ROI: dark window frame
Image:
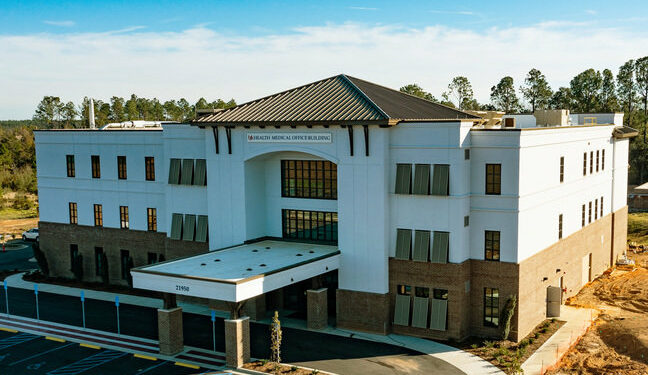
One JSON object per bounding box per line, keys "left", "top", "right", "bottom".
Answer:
{"left": 582, "top": 204, "right": 586, "bottom": 227}
{"left": 485, "top": 164, "right": 501, "bottom": 195}
{"left": 602, "top": 150, "right": 605, "bottom": 171}
{"left": 600, "top": 196, "right": 604, "bottom": 217}
{"left": 69, "top": 244, "right": 79, "bottom": 271}
{"left": 94, "top": 247, "right": 103, "bottom": 276}
{"left": 147, "top": 207, "right": 157, "bottom": 232}
{"left": 281, "top": 160, "right": 337, "bottom": 200}
{"left": 583, "top": 152, "right": 587, "bottom": 176}
{"left": 93, "top": 204, "right": 103, "bottom": 227}
{"left": 91, "top": 155, "right": 101, "bottom": 178}
{"left": 119, "top": 206, "right": 129, "bottom": 229}
{"left": 281, "top": 209, "right": 338, "bottom": 244}
{"left": 66, "top": 155, "right": 75, "bottom": 177}
{"left": 484, "top": 230, "right": 500, "bottom": 261}
{"left": 596, "top": 150, "right": 600, "bottom": 172}
{"left": 588, "top": 201, "right": 592, "bottom": 223}
{"left": 595, "top": 199, "right": 598, "bottom": 220}
{"left": 559, "top": 156, "right": 564, "bottom": 183}
{"left": 589, "top": 151, "right": 593, "bottom": 174}
{"left": 117, "top": 156, "right": 127, "bottom": 180}
{"left": 69, "top": 202, "right": 77, "bottom": 224}
{"left": 558, "top": 214, "right": 563, "bottom": 239}
{"left": 484, "top": 287, "right": 499, "bottom": 327}
{"left": 120, "top": 249, "right": 130, "bottom": 280}
{"left": 464, "top": 149, "right": 470, "bottom": 160}
{"left": 145, "top": 156, "right": 155, "bottom": 181}
{"left": 397, "top": 284, "right": 411, "bottom": 295}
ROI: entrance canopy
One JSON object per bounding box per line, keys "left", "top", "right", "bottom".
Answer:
{"left": 131, "top": 240, "right": 340, "bottom": 302}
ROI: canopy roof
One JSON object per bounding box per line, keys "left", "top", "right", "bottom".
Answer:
{"left": 193, "top": 74, "right": 478, "bottom": 127}
{"left": 131, "top": 240, "right": 340, "bottom": 302}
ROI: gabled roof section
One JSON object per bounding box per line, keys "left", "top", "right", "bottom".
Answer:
{"left": 193, "top": 74, "right": 478, "bottom": 126}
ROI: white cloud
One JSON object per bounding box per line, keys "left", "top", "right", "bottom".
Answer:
{"left": 348, "top": 6, "right": 378, "bottom": 11}
{"left": 43, "top": 20, "right": 75, "bottom": 27}
{"left": 1, "top": 22, "right": 647, "bottom": 118}
{"left": 429, "top": 10, "right": 476, "bottom": 16}
{"left": 585, "top": 9, "right": 597, "bottom": 15}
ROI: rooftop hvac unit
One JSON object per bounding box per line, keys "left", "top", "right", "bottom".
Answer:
{"left": 503, "top": 117, "right": 516, "bottom": 128}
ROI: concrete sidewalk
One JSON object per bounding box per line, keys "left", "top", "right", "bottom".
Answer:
{"left": 521, "top": 305, "right": 598, "bottom": 375}
{"left": 7, "top": 273, "right": 503, "bottom": 375}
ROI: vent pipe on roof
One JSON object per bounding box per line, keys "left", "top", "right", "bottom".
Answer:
{"left": 88, "top": 98, "right": 96, "bottom": 129}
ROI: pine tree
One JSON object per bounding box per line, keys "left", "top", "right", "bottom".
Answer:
{"left": 520, "top": 69, "right": 552, "bottom": 112}
{"left": 490, "top": 76, "right": 520, "bottom": 113}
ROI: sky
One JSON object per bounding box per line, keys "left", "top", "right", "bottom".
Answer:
{"left": 1, "top": 0, "right": 648, "bottom": 119}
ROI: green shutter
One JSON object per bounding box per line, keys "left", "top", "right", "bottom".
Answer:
{"left": 413, "top": 164, "right": 430, "bottom": 195}
{"left": 395, "top": 229, "right": 412, "bottom": 260}
{"left": 196, "top": 215, "right": 208, "bottom": 242}
{"left": 168, "top": 159, "right": 181, "bottom": 184}
{"left": 393, "top": 294, "right": 411, "bottom": 326}
{"left": 170, "top": 213, "right": 183, "bottom": 240}
{"left": 430, "top": 299, "right": 448, "bottom": 331}
{"left": 431, "top": 231, "right": 449, "bottom": 264}
{"left": 395, "top": 164, "right": 412, "bottom": 194}
{"left": 411, "top": 297, "right": 429, "bottom": 328}
{"left": 181, "top": 159, "right": 194, "bottom": 185}
{"left": 412, "top": 230, "right": 430, "bottom": 262}
{"left": 183, "top": 214, "right": 196, "bottom": 241}
{"left": 194, "top": 159, "right": 207, "bottom": 186}
{"left": 432, "top": 164, "right": 450, "bottom": 196}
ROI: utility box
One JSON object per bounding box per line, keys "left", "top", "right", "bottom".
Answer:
{"left": 534, "top": 109, "right": 570, "bottom": 126}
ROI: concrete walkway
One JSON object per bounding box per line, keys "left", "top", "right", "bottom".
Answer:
{"left": 521, "top": 305, "right": 598, "bottom": 375}
{"left": 6, "top": 273, "right": 503, "bottom": 375}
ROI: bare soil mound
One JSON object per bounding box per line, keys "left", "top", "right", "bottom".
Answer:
{"left": 593, "top": 268, "right": 648, "bottom": 314}
{"left": 597, "top": 314, "right": 648, "bottom": 364}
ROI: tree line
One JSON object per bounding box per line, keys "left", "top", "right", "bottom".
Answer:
{"left": 400, "top": 56, "right": 648, "bottom": 183}
{"left": 32, "top": 95, "right": 237, "bottom": 128}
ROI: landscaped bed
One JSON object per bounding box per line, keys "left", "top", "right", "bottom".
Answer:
{"left": 455, "top": 318, "right": 565, "bottom": 374}
{"left": 243, "top": 360, "right": 325, "bottom": 375}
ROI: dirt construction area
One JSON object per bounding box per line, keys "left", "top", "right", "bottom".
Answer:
{"left": 547, "top": 249, "right": 648, "bottom": 374}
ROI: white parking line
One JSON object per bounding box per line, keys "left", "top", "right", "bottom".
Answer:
{"left": 8, "top": 342, "right": 75, "bottom": 366}
{"left": 136, "top": 360, "right": 168, "bottom": 374}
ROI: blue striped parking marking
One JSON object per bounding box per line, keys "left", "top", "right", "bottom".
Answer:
{"left": 46, "top": 350, "right": 127, "bottom": 375}
{"left": 0, "top": 332, "right": 38, "bottom": 351}
{"left": 9, "top": 342, "right": 75, "bottom": 366}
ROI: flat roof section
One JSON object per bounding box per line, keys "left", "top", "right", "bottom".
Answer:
{"left": 131, "top": 240, "right": 340, "bottom": 302}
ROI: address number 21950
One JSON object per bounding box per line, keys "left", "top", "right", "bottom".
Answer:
{"left": 175, "top": 285, "right": 190, "bottom": 292}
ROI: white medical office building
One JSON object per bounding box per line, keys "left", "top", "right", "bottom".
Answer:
{"left": 35, "top": 75, "right": 634, "bottom": 363}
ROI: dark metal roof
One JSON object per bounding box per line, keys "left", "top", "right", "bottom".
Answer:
{"left": 193, "top": 74, "right": 478, "bottom": 126}
{"left": 613, "top": 126, "right": 639, "bottom": 139}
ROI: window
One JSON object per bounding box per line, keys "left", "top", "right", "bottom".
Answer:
{"left": 66, "top": 155, "right": 75, "bottom": 177}
{"left": 582, "top": 204, "right": 586, "bottom": 227}
{"left": 596, "top": 151, "right": 600, "bottom": 172}
{"left": 119, "top": 206, "right": 129, "bottom": 229}
{"left": 69, "top": 244, "right": 79, "bottom": 271}
{"left": 397, "top": 285, "right": 411, "bottom": 295}
{"left": 412, "top": 230, "right": 430, "bottom": 262}
{"left": 69, "top": 202, "right": 77, "bottom": 224}
{"left": 413, "top": 164, "right": 431, "bottom": 195}
{"left": 431, "top": 164, "right": 450, "bottom": 196}
{"left": 560, "top": 156, "right": 564, "bottom": 183}
{"left": 145, "top": 157, "right": 155, "bottom": 181}
{"left": 485, "top": 164, "right": 501, "bottom": 195}
{"left": 414, "top": 287, "right": 429, "bottom": 298}
{"left": 595, "top": 199, "right": 598, "bottom": 220}
{"left": 395, "top": 164, "right": 412, "bottom": 194}
{"left": 395, "top": 228, "right": 412, "bottom": 260}
{"left": 168, "top": 158, "right": 181, "bottom": 184}
{"left": 94, "top": 247, "right": 103, "bottom": 276}
{"left": 433, "top": 289, "right": 448, "bottom": 300}
{"left": 464, "top": 216, "right": 469, "bottom": 227}
{"left": 147, "top": 252, "right": 157, "bottom": 265}
{"left": 93, "top": 204, "right": 103, "bottom": 227}
{"left": 91, "top": 155, "right": 101, "bottom": 178}
{"left": 194, "top": 159, "right": 207, "bottom": 186}
{"left": 170, "top": 213, "right": 183, "bottom": 240}
{"left": 464, "top": 149, "right": 470, "bottom": 160}
{"left": 583, "top": 152, "right": 587, "bottom": 176}
{"left": 484, "top": 288, "right": 499, "bottom": 327}
{"left": 181, "top": 159, "right": 194, "bottom": 185}
{"left": 196, "top": 215, "right": 209, "bottom": 242}
{"left": 558, "top": 214, "right": 563, "bottom": 239}
{"left": 282, "top": 209, "right": 338, "bottom": 243}
{"left": 147, "top": 208, "right": 157, "bottom": 232}
{"left": 485, "top": 230, "right": 500, "bottom": 261}
{"left": 282, "top": 160, "right": 337, "bottom": 199}
{"left": 589, "top": 151, "right": 593, "bottom": 174}
{"left": 431, "top": 231, "right": 449, "bottom": 264}
{"left": 183, "top": 214, "right": 196, "bottom": 241}
{"left": 117, "top": 156, "right": 127, "bottom": 179}
{"left": 120, "top": 250, "right": 130, "bottom": 280}
{"left": 588, "top": 202, "right": 592, "bottom": 223}
{"left": 602, "top": 150, "right": 605, "bottom": 171}
{"left": 600, "top": 196, "right": 604, "bottom": 217}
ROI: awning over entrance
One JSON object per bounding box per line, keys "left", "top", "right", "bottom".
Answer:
{"left": 131, "top": 240, "right": 340, "bottom": 302}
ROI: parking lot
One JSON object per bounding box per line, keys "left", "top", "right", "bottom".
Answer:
{"left": 0, "top": 330, "right": 205, "bottom": 375}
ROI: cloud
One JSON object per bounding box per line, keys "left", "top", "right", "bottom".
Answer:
{"left": 1, "top": 22, "right": 647, "bottom": 118}
{"left": 348, "top": 6, "right": 378, "bottom": 11}
{"left": 43, "top": 20, "right": 75, "bottom": 27}
{"left": 585, "top": 9, "right": 597, "bottom": 15}
{"left": 429, "top": 10, "right": 476, "bottom": 16}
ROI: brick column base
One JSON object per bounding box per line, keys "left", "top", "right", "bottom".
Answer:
{"left": 225, "top": 316, "right": 250, "bottom": 368}
{"left": 158, "top": 307, "right": 183, "bottom": 355}
{"left": 307, "top": 288, "right": 328, "bottom": 330}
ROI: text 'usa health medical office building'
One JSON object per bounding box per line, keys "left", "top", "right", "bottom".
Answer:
{"left": 35, "top": 74, "right": 635, "bottom": 345}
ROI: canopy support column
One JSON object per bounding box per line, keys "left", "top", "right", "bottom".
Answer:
{"left": 307, "top": 288, "right": 328, "bottom": 330}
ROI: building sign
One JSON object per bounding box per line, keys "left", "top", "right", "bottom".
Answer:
{"left": 247, "top": 133, "right": 332, "bottom": 144}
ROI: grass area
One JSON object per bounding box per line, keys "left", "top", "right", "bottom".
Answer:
{"left": 628, "top": 212, "right": 648, "bottom": 245}
{"left": 0, "top": 206, "right": 38, "bottom": 220}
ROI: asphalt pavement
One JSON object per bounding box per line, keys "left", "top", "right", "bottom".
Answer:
{"left": 0, "top": 240, "right": 37, "bottom": 272}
